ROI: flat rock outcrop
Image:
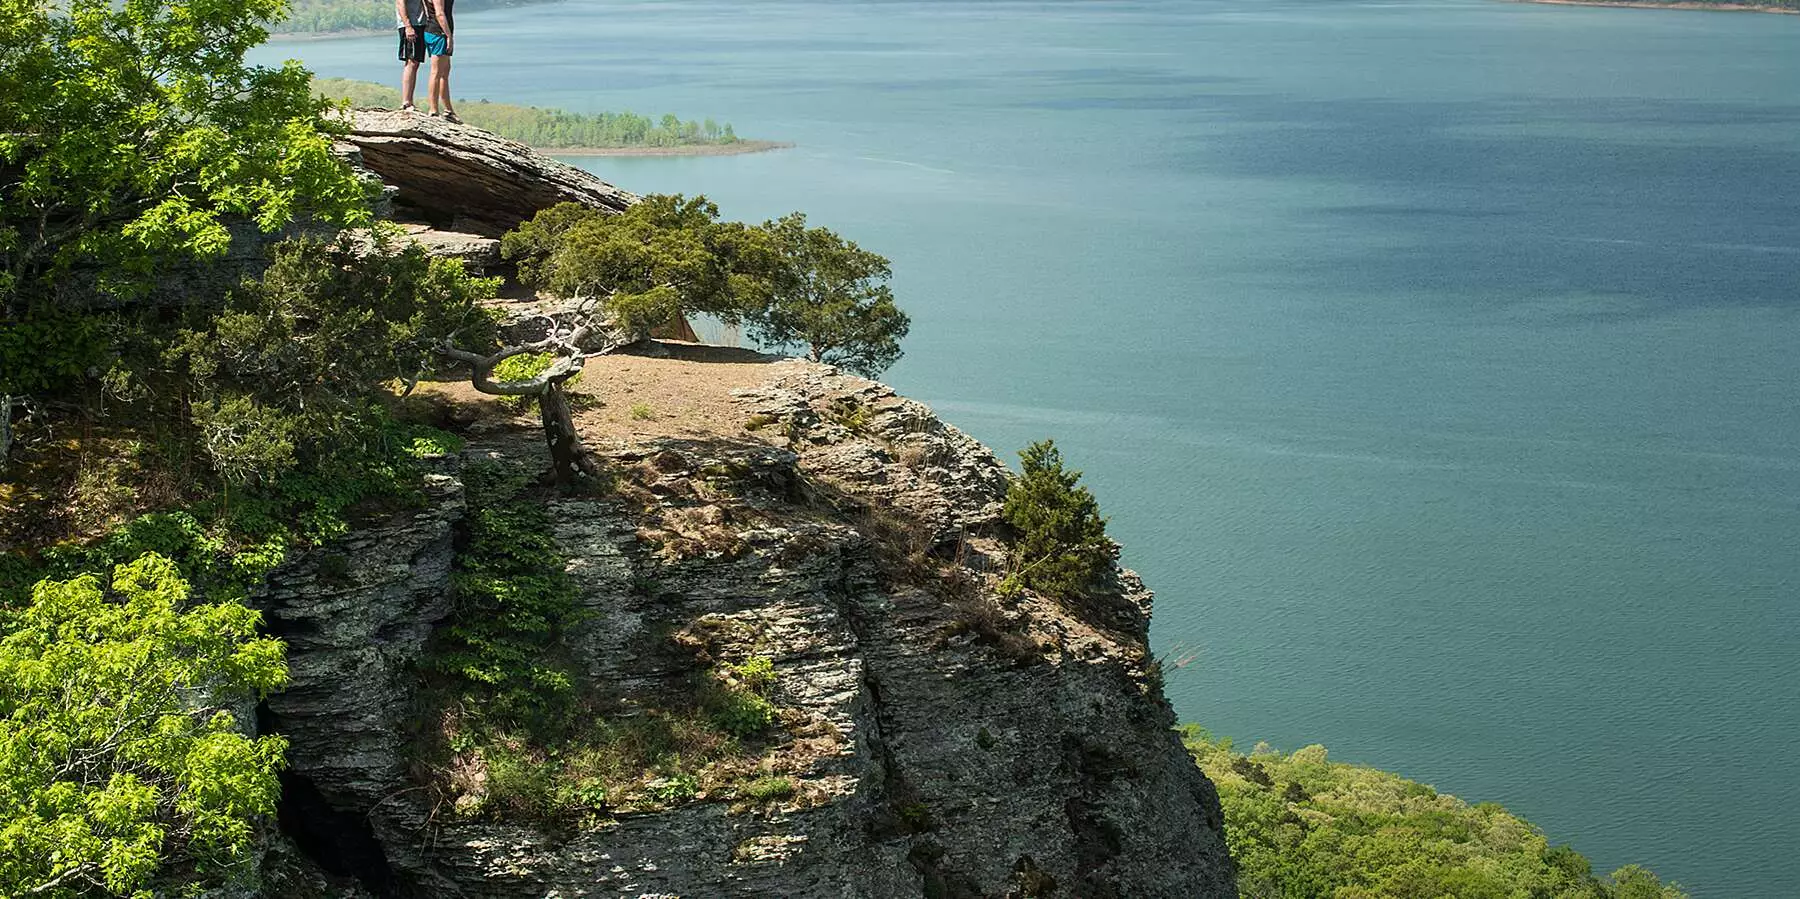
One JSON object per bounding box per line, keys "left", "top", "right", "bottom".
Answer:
{"left": 260, "top": 361, "right": 1235, "bottom": 898}
{"left": 345, "top": 109, "right": 637, "bottom": 237}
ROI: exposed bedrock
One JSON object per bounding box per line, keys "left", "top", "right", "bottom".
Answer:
{"left": 344, "top": 109, "right": 637, "bottom": 238}
{"left": 256, "top": 363, "right": 1234, "bottom": 897}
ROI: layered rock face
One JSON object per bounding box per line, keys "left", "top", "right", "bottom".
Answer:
{"left": 344, "top": 110, "right": 637, "bottom": 237}
{"left": 260, "top": 362, "right": 1234, "bottom": 898}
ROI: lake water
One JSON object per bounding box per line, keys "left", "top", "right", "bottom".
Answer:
{"left": 263, "top": 2, "right": 1800, "bottom": 894}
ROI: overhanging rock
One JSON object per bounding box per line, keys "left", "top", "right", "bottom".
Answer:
{"left": 344, "top": 109, "right": 637, "bottom": 237}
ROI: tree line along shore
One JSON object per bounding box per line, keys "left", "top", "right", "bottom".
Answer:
{"left": 314, "top": 78, "right": 787, "bottom": 155}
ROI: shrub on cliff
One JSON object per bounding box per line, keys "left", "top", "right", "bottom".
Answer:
{"left": 502, "top": 199, "right": 911, "bottom": 378}
{"left": 749, "top": 212, "right": 910, "bottom": 377}
{"left": 172, "top": 229, "right": 497, "bottom": 488}
{"left": 0, "top": 554, "right": 289, "bottom": 897}
{"left": 502, "top": 197, "right": 769, "bottom": 334}
{"left": 1000, "top": 439, "right": 1112, "bottom": 598}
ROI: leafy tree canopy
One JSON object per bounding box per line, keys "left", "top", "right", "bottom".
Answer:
{"left": 750, "top": 212, "right": 909, "bottom": 377}
{"left": 0, "top": 0, "right": 369, "bottom": 390}
{"left": 502, "top": 196, "right": 770, "bottom": 334}
{"left": 0, "top": 554, "right": 288, "bottom": 897}
{"left": 1183, "top": 727, "right": 1689, "bottom": 899}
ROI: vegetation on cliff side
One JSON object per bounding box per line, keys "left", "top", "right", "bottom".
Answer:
{"left": 314, "top": 78, "right": 756, "bottom": 151}
{"left": 1183, "top": 727, "right": 1688, "bottom": 899}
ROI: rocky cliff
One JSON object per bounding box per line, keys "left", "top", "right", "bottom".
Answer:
{"left": 257, "top": 361, "right": 1232, "bottom": 898}
{"left": 250, "top": 116, "right": 1234, "bottom": 898}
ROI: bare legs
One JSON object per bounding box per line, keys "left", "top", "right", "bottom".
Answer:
{"left": 400, "top": 58, "right": 420, "bottom": 109}
{"left": 428, "top": 55, "right": 454, "bottom": 118}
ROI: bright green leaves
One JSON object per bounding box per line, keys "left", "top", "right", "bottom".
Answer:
{"left": 999, "top": 439, "right": 1112, "bottom": 599}
{"left": 0, "top": 554, "right": 288, "bottom": 897}
{"left": 0, "top": 0, "right": 367, "bottom": 307}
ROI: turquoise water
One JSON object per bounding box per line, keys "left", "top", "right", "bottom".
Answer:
{"left": 263, "top": 2, "right": 1800, "bottom": 894}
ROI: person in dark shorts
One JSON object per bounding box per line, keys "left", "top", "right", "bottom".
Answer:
{"left": 395, "top": 0, "right": 460, "bottom": 122}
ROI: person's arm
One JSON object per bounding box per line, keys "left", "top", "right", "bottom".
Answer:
{"left": 396, "top": 0, "right": 414, "bottom": 37}
{"left": 430, "top": 0, "right": 451, "bottom": 50}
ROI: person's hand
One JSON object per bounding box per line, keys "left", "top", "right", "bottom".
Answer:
{"left": 403, "top": 24, "right": 416, "bottom": 38}
{"left": 445, "top": 33, "right": 454, "bottom": 53}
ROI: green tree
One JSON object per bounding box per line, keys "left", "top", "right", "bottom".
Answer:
{"left": 172, "top": 229, "right": 496, "bottom": 486}
{"left": 749, "top": 212, "right": 910, "bottom": 377}
{"left": 1000, "top": 440, "right": 1111, "bottom": 598}
{"left": 0, "top": 554, "right": 289, "bottom": 896}
{"left": 486, "top": 197, "right": 771, "bottom": 483}
{"left": 0, "top": 0, "right": 369, "bottom": 466}
{"left": 502, "top": 196, "right": 768, "bottom": 332}
{"left": 0, "top": 0, "right": 366, "bottom": 300}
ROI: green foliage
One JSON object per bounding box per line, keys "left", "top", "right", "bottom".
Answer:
{"left": 703, "top": 657, "right": 779, "bottom": 738}
{"left": 0, "top": 0, "right": 367, "bottom": 307}
{"left": 739, "top": 775, "right": 795, "bottom": 803}
{"left": 433, "top": 461, "right": 579, "bottom": 720}
{"left": 999, "top": 440, "right": 1111, "bottom": 598}
{"left": 172, "top": 230, "right": 496, "bottom": 484}
{"left": 1181, "top": 727, "right": 1689, "bottom": 899}
{"left": 313, "top": 78, "right": 747, "bottom": 149}
{"left": 500, "top": 199, "right": 911, "bottom": 376}
{"left": 491, "top": 352, "right": 580, "bottom": 412}
{"left": 0, "top": 555, "right": 288, "bottom": 897}
{"left": 0, "top": 309, "right": 108, "bottom": 396}
{"left": 750, "top": 212, "right": 910, "bottom": 376}
{"left": 502, "top": 196, "right": 772, "bottom": 335}
{"left": 646, "top": 773, "right": 700, "bottom": 804}
{"left": 406, "top": 427, "right": 465, "bottom": 459}
{"left": 629, "top": 403, "right": 658, "bottom": 421}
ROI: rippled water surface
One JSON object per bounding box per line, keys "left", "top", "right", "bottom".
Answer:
{"left": 264, "top": 3, "right": 1800, "bottom": 893}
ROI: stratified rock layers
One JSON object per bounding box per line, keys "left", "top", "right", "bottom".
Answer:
{"left": 258, "top": 362, "right": 1234, "bottom": 898}
{"left": 344, "top": 109, "right": 636, "bottom": 237}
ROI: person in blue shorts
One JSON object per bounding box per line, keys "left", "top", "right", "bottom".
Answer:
{"left": 395, "top": 0, "right": 460, "bottom": 123}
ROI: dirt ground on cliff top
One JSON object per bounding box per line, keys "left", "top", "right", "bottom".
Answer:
{"left": 411, "top": 341, "right": 793, "bottom": 447}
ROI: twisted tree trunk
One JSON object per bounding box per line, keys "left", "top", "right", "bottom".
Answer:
{"left": 537, "top": 376, "right": 603, "bottom": 485}
{"left": 438, "top": 316, "right": 612, "bottom": 486}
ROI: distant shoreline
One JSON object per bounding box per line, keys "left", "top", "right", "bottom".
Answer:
{"left": 545, "top": 140, "right": 792, "bottom": 157}
{"left": 1512, "top": 0, "right": 1799, "bottom": 14}
{"left": 273, "top": 27, "right": 389, "bottom": 40}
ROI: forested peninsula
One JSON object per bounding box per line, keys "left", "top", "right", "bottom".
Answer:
{"left": 315, "top": 78, "right": 786, "bottom": 155}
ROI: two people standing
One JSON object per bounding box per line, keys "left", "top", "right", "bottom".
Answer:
{"left": 396, "top": 0, "right": 459, "bottom": 123}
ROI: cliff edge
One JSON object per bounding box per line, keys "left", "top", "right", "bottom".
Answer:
{"left": 246, "top": 116, "right": 1235, "bottom": 897}
{"left": 258, "top": 350, "right": 1234, "bottom": 897}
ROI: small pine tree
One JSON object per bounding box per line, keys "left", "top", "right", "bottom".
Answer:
{"left": 1000, "top": 440, "right": 1111, "bottom": 597}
